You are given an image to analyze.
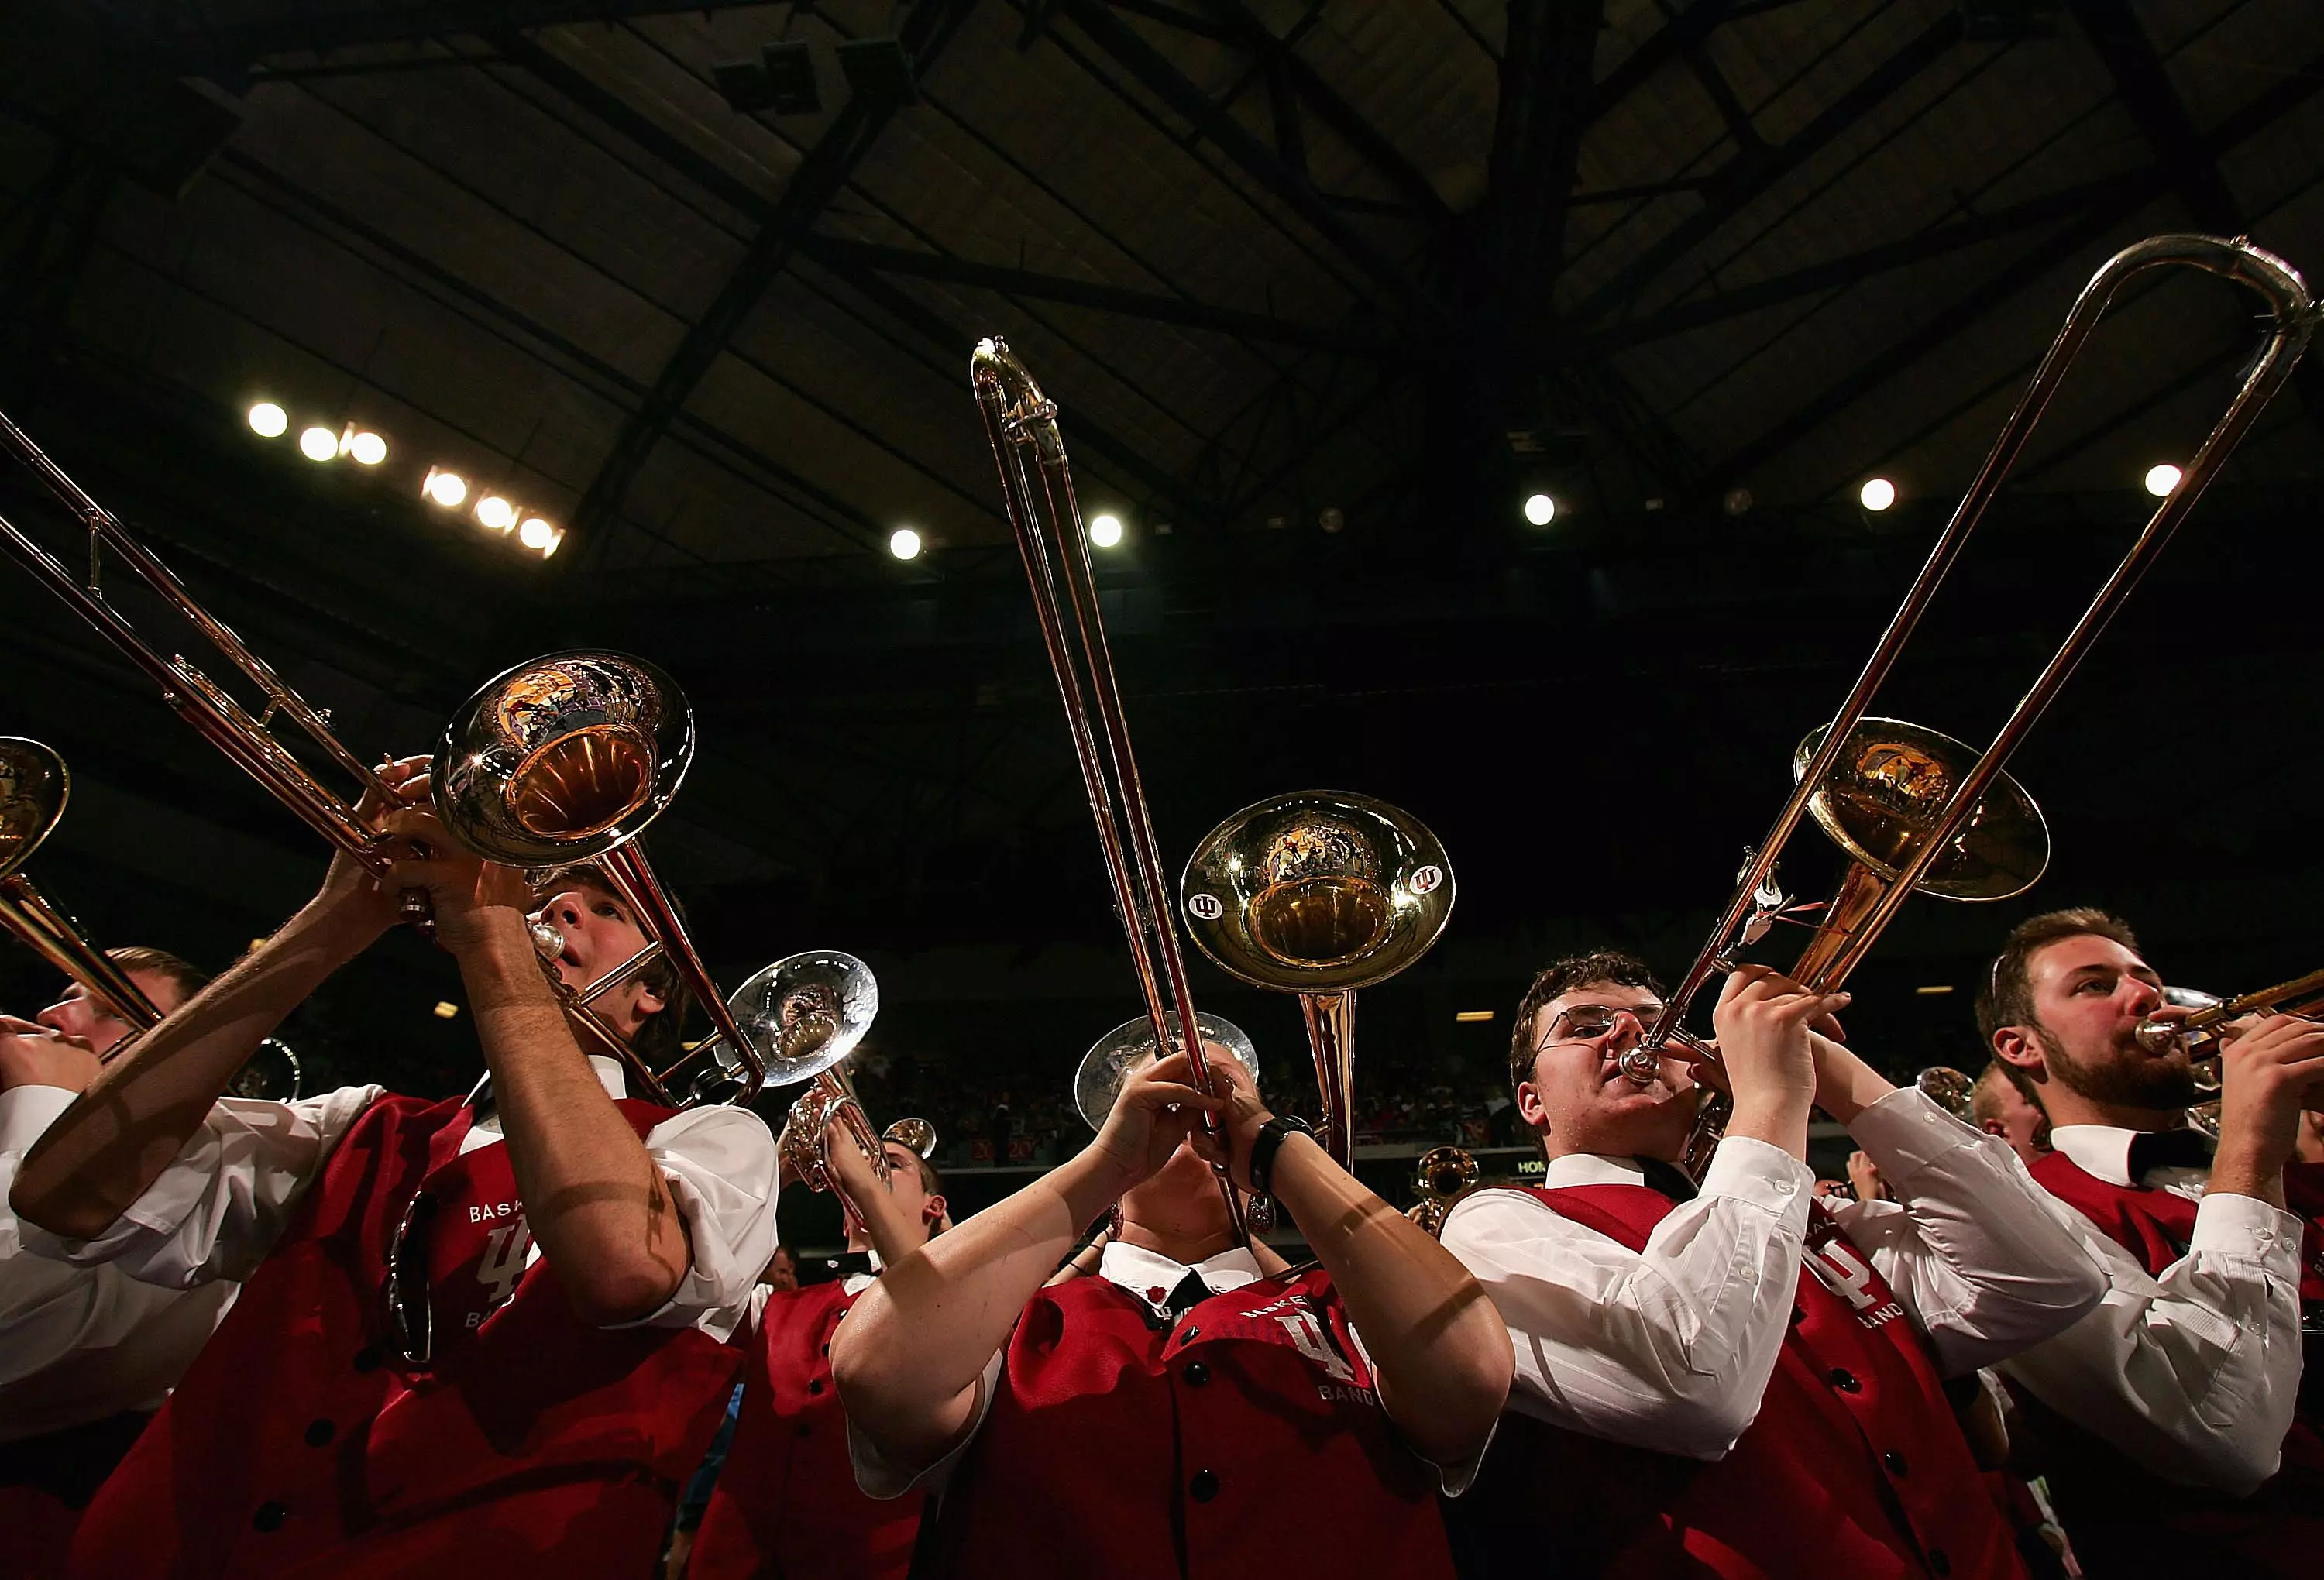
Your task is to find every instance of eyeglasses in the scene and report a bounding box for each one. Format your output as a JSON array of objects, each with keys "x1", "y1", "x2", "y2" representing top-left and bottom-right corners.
[
  {"x1": 383, "y1": 1190, "x2": 438, "y2": 1366},
  {"x1": 1539, "y1": 1003, "x2": 1665, "y2": 1053}
]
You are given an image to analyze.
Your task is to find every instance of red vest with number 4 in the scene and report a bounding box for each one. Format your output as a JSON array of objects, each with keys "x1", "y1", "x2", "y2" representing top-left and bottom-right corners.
[
  {"x1": 67, "y1": 1091, "x2": 744, "y2": 1580},
  {"x1": 2016, "y1": 1150, "x2": 2324, "y2": 1579},
  {"x1": 1445, "y1": 1184, "x2": 2022, "y2": 1580},
  {"x1": 688, "y1": 1278, "x2": 923, "y2": 1580},
  {"x1": 915, "y1": 1264, "x2": 1455, "y2": 1580}
]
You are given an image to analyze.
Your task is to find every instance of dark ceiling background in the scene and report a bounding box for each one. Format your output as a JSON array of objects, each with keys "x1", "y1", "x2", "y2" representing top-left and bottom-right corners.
[{"x1": 1, "y1": 0, "x2": 2319, "y2": 1119}]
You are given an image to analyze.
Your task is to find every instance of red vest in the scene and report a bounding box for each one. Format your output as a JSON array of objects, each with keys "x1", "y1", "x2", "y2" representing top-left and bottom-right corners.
[
  {"x1": 1446, "y1": 1184, "x2": 2023, "y2": 1580},
  {"x1": 0, "y1": 1410, "x2": 150, "y2": 1580},
  {"x1": 2017, "y1": 1149, "x2": 2324, "y2": 1578},
  {"x1": 68, "y1": 1092, "x2": 744, "y2": 1580},
  {"x1": 687, "y1": 1278, "x2": 923, "y2": 1580},
  {"x1": 916, "y1": 1264, "x2": 1455, "y2": 1580}
]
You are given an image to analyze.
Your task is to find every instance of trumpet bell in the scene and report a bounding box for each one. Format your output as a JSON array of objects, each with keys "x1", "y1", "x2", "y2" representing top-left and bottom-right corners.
[
  {"x1": 1181, "y1": 791, "x2": 1456, "y2": 993},
  {"x1": 1414, "y1": 1144, "x2": 1480, "y2": 1199},
  {"x1": 225, "y1": 1037, "x2": 304, "y2": 1101},
  {"x1": 1913, "y1": 1066, "x2": 1976, "y2": 1122},
  {"x1": 884, "y1": 1116, "x2": 937, "y2": 1159},
  {"x1": 1075, "y1": 1011, "x2": 1258, "y2": 1132},
  {"x1": 0, "y1": 738, "x2": 69, "y2": 882},
  {"x1": 1794, "y1": 718, "x2": 2047, "y2": 902},
  {"x1": 435, "y1": 651, "x2": 693, "y2": 866},
  {"x1": 730, "y1": 950, "x2": 879, "y2": 1087}
]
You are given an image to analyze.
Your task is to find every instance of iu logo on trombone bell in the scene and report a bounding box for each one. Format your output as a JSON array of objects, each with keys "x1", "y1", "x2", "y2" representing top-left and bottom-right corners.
[
  {"x1": 1186, "y1": 892, "x2": 1224, "y2": 921},
  {"x1": 1408, "y1": 865, "x2": 1443, "y2": 895}
]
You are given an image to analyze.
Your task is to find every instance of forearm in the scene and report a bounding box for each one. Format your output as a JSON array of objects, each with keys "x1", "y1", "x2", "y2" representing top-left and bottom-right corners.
[
  {"x1": 842, "y1": 1158, "x2": 928, "y2": 1267},
  {"x1": 460, "y1": 915, "x2": 686, "y2": 1323},
  {"x1": 2207, "y1": 1132, "x2": 2288, "y2": 1209},
  {"x1": 1807, "y1": 1034, "x2": 1896, "y2": 1126},
  {"x1": 1722, "y1": 1088, "x2": 1813, "y2": 1160},
  {"x1": 12, "y1": 897, "x2": 366, "y2": 1237},
  {"x1": 837, "y1": 1146, "x2": 1120, "y2": 1450},
  {"x1": 1269, "y1": 1135, "x2": 1511, "y2": 1462}
]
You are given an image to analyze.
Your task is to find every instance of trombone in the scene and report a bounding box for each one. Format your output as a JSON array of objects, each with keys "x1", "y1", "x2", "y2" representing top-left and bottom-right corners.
[
  {"x1": 0, "y1": 410, "x2": 429, "y2": 929},
  {"x1": 1180, "y1": 791, "x2": 1457, "y2": 1170},
  {"x1": 0, "y1": 737, "x2": 299, "y2": 1097},
  {"x1": 1624, "y1": 235, "x2": 2315, "y2": 1117},
  {"x1": 971, "y1": 337, "x2": 1246, "y2": 1243}
]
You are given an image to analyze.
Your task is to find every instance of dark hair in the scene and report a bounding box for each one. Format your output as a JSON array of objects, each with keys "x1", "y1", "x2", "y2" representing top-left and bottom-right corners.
[
  {"x1": 1508, "y1": 950, "x2": 1667, "y2": 1099},
  {"x1": 528, "y1": 864, "x2": 693, "y2": 1070},
  {"x1": 1975, "y1": 907, "x2": 2141, "y2": 1047},
  {"x1": 914, "y1": 1154, "x2": 945, "y2": 1200},
  {"x1": 1972, "y1": 1058, "x2": 2046, "y2": 1122},
  {"x1": 107, "y1": 946, "x2": 208, "y2": 1011}
]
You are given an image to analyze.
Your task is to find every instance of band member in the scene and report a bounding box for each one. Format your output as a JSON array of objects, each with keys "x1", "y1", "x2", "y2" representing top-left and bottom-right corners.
[
  {"x1": 685, "y1": 1118, "x2": 948, "y2": 1580},
  {"x1": 1978, "y1": 908, "x2": 2323, "y2": 1577},
  {"x1": 834, "y1": 1042, "x2": 1513, "y2": 1578},
  {"x1": 10, "y1": 762, "x2": 779, "y2": 1579},
  {"x1": 1972, "y1": 1060, "x2": 2051, "y2": 1166},
  {"x1": 1441, "y1": 951, "x2": 2106, "y2": 1578},
  {"x1": 1, "y1": 950, "x2": 226, "y2": 1578}
]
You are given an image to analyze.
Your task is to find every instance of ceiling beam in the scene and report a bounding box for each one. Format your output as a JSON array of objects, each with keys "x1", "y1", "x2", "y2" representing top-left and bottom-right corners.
[{"x1": 156, "y1": 1, "x2": 779, "y2": 68}]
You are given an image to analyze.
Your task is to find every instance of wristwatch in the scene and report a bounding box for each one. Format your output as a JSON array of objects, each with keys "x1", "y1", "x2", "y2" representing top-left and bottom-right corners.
[{"x1": 1248, "y1": 1115, "x2": 1314, "y2": 1197}]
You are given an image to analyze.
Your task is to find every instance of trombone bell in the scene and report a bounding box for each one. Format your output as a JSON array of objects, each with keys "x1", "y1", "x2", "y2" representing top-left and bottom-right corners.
[
  {"x1": 1075, "y1": 1012, "x2": 1260, "y2": 1132},
  {"x1": 0, "y1": 738, "x2": 67, "y2": 879},
  {"x1": 1796, "y1": 718, "x2": 2049, "y2": 904}
]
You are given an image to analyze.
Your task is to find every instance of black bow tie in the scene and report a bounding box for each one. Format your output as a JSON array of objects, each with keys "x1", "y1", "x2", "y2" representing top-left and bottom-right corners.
[
  {"x1": 2126, "y1": 1128, "x2": 2214, "y2": 1182},
  {"x1": 1635, "y1": 1156, "x2": 1700, "y2": 1204},
  {"x1": 1161, "y1": 1270, "x2": 1212, "y2": 1321},
  {"x1": 802, "y1": 1251, "x2": 875, "y2": 1286}
]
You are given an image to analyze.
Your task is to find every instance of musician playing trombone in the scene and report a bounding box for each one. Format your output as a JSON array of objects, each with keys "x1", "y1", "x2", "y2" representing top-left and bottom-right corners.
[
  {"x1": 0, "y1": 949, "x2": 225, "y2": 1577},
  {"x1": 7, "y1": 759, "x2": 778, "y2": 1580},
  {"x1": 684, "y1": 1111, "x2": 948, "y2": 1580},
  {"x1": 832, "y1": 1039, "x2": 1513, "y2": 1579},
  {"x1": 1439, "y1": 951, "x2": 2105, "y2": 1579},
  {"x1": 1975, "y1": 908, "x2": 2324, "y2": 1578}
]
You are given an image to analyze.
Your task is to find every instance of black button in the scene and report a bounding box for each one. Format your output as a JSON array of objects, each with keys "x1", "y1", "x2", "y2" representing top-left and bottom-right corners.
[
  {"x1": 352, "y1": 1345, "x2": 382, "y2": 1372},
  {"x1": 1182, "y1": 1326, "x2": 1200, "y2": 1341},
  {"x1": 822, "y1": 1342, "x2": 831, "y2": 1355},
  {"x1": 1791, "y1": 1306, "x2": 1807, "y2": 1326},
  {"x1": 1882, "y1": 1450, "x2": 1908, "y2": 1476},
  {"x1": 1829, "y1": 1368, "x2": 1859, "y2": 1393},
  {"x1": 1928, "y1": 1550, "x2": 1950, "y2": 1576},
  {"x1": 303, "y1": 1419, "x2": 335, "y2": 1447},
  {"x1": 807, "y1": 1378, "x2": 824, "y2": 1395},
  {"x1": 1184, "y1": 1362, "x2": 1210, "y2": 1386},
  {"x1": 252, "y1": 1502, "x2": 287, "y2": 1534},
  {"x1": 796, "y1": 1423, "x2": 813, "y2": 1440},
  {"x1": 1188, "y1": 1469, "x2": 1219, "y2": 1503}
]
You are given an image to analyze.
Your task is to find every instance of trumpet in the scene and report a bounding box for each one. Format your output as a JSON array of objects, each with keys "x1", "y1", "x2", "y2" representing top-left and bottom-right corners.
[
  {"x1": 2137, "y1": 971, "x2": 2324, "y2": 1139},
  {"x1": 971, "y1": 337, "x2": 1246, "y2": 1242},
  {"x1": 1405, "y1": 1146, "x2": 1480, "y2": 1238},
  {"x1": 0, "y1": 737, "x2": 298, "y2": 1097},
  {"x1": 761, "y1": 952, "x2": 891, "y2": 1197},
  {"x1": 1915, "y1": 1066, "x2": 1976, "y2": 1123},
  {"x1": 1181, "y1": 792, "x2": 1456, "y2": 1171},
  {"x1": 1622, "y1": 236, "x2": 2315, "y2": 1156},
  {"x1": 0, "y1": 410, "x2": 430, "y2": 930}
]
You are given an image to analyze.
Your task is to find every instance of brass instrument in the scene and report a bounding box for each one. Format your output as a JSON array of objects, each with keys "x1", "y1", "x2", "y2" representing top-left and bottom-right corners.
[
  {"x1": 971, "y1": 337, "x2": 1245, "y2": 1242},
  {"x1": 0, "y1": 412, "x2": 428, "y2": 929},
  {"x1": 1621, "y1": 236, "x2": 2315, "y2": 1153},
  {"x1": 2138, "y1": 972, "x2": 2324, "y2": 1139},
  {"x1": 433, "y1": 651, "x2": 782, "y2": 1108},
  {"x1": 758, "y1": 951, "x2": 891, "y2": 1195},
  {"x1": 883, "y1": 1116, "x2": 938, "y2": 1159},
  {"x1": 1074, "y1": 1011, "x2": 1259, "y2": 1132},
  {"x1": 1915, "y1": 1066, "x2": 1977, "y2": 1123},
  {"x1": 0, "y1": 737, "x2": 298, "y2": 1096},
  {"x1": 1405, "y1": 1146, "x2": 1480, "y2": 1238},
  {"x1": 1181, "y1": 792, "x2": 1456, "y2": 1170}
]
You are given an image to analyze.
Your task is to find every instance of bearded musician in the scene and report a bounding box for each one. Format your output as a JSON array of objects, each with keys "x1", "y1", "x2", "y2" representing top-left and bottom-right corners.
[
  {"x1": 1440, "y1": 953, "x2": 2105, "y2": 1578},
  {"x1": 1978, "y1": 908, "x2": 2323, "y2": 1578},
  {"x1": 9, "y1": 759, "x2": 778, "y2": 1580}
]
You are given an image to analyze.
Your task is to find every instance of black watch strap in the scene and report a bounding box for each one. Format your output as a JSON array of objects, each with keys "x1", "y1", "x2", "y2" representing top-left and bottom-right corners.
[{"x1": 1249, "y1": 1115, "x2": 1314, "y2": 1197}]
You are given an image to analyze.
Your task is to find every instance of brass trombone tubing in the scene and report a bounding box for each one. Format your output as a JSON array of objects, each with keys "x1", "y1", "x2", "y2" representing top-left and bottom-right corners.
[
  {"x1": 588, "y1": 842, "x2": 769, "y2": 1108},
  {"x1": 2179, "y1": 967, "x2": 2324, "y2": 1037},
  {"x1": 1643, "y1": 235, "x2": 2317, "y2": 1060},
  {"x1": 0, "y1": 872, "x2": 163, "y2": 1036},
  {"x1": 0, "y1": 410, "x2": 406, "y2": 883},
  {"x1": 971, "y1": 338, "x2": 1246, "y2": 1244}
]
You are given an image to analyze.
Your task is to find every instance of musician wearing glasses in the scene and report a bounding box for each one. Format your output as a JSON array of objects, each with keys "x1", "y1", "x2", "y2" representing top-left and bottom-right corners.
[
  {"x1": 8, "y1": 762, "x2": 778, "y2": 1580},
  {"x1": 1439, "y1": 951, "x2": 2103, "y2": 1579},
  {"x1": 685, "y1": 1118, "x2": 947, "y2": 1580},
  {"x1": 833, "y1": 1042, "x2": 1513, "y2": 1579},
  {"x1": 1975, "y1": 908, "x2": 2323, "y2": 1578},
  {"x1": 0, "y1": 949, "x2": 227, "y2": 1578}
]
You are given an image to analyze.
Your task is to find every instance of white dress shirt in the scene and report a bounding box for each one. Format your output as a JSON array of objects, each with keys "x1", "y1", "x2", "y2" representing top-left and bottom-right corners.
[
  {"x1": 0, "y1": 1086, "x2": 235, "y2": 1441},
  {"x1": 1988, "y1": 1125, "x2": 2305, "y2": 1494},
  {"x1": 20, "y1": 1058, "x2": 779, "y2": 1344},
  {"x1": 1442, "y1": 1087, "x2": 2105, "y2": 1462}
]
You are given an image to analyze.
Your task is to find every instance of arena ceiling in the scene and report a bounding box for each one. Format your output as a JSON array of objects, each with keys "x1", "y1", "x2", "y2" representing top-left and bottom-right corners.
[{"x1": 2, "y1": 0, "x2": 2319, "y2": 1095}]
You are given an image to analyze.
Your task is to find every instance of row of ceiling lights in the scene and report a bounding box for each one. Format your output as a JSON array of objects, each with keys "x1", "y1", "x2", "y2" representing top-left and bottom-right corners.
[
  {"x1": 885, "y1": 511, "x2": 1129, "y2": 561},
  {"x1": 246, "y1": 401, "x2": 564, "y2": 557},
  {"x1": 1847, "y1": 462, "x2": 2185, "y2": 515}
]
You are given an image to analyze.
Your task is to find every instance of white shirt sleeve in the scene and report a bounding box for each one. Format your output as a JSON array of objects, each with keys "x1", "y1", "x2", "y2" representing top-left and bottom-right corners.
[
  {"x1": 17, "y1": 1085, "x2": 386, "y2": 1290},
  {"x1": 605, "y1": 1103, "x2": 779, "y2": 1345},
  {"x1": 1439, "y1": 1138, "x2": 1813, "y2": 1461},
  {"x1": 1831, "y1": 1087, "x2": 2107, "y2": 1376},
  {"x1": 849, "y1": 1345, "x2": 1007, "y2": 1502},
  {"x1": 1997, "y1": 1189, "x2": 2304, "y2": 1495}
]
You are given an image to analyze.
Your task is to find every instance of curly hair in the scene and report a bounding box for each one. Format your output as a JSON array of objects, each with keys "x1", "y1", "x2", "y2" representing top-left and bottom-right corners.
[
  {"x1": 1508, "y1": 949, "x2": 1667, "y2": 1100},
  {"x1": 1975, "y1": 907, "x2": 2140, "y2": 1048}
]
